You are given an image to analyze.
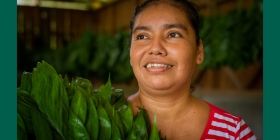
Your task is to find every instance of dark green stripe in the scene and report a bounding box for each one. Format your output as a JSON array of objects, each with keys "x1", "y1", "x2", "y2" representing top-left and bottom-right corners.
[
  {"x1": 0, "y1": 0, "x2": 17, "y2": 139},
  {"x1": 263, "y1": 0, "x2": 280, "y2": 139}
]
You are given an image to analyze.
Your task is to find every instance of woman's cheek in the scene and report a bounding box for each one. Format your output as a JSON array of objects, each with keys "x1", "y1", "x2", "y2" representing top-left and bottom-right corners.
[{"x1": 130, "y1": 49, "x2": 139, "y2": 67}]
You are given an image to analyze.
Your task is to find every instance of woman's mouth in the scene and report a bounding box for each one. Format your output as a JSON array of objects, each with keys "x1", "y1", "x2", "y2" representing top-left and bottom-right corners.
[{"x1": 145, "y1": 63, "x2": 173, "y2": 68}]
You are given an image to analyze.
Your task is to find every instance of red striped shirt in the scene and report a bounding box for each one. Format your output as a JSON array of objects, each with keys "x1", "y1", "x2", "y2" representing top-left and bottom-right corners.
[{"x1": 200, "y1": 102, "x2": 257, "y2": 140}]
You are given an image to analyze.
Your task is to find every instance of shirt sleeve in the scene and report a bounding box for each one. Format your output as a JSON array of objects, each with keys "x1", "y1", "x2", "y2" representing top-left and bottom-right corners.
[{"x1": 234, "y1": 119, "x2": 257, "y2": 140}]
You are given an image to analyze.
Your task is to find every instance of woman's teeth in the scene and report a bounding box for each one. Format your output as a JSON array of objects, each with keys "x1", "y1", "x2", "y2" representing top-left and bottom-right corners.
[{"x1": 146, "y1": 63, "x2": 172, "y2": 68}]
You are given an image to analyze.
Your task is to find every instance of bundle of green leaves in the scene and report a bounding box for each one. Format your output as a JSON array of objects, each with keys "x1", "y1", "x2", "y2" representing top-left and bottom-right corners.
[{"x1": 17, "y1": 61, "x2": 162, "y2": 140}]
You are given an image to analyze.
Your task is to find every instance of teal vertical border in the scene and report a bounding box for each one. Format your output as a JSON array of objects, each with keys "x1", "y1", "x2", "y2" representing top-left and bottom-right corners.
[
  {"x1": 0, "y1": 1, "x2": 16, "y2": 139},
  {"x1": 263, "y1": 0, "x2": 280, "y2": 139}
]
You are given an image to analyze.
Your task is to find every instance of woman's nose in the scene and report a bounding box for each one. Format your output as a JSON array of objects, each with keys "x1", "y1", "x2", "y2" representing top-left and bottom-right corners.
[{"x1": 148, "y1": 37, "x2": 167, "y2": 56}]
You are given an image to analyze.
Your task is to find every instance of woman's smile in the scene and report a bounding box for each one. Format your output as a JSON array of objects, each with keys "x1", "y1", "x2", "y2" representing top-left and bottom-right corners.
[{"x1": 144, "y1": 62, "x2": 173, "y2": 73}]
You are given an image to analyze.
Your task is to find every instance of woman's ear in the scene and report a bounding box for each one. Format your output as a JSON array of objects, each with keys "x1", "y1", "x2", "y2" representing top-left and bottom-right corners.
[{"x1": 196, "y1": 39, "x2": 204, "y2": 65}]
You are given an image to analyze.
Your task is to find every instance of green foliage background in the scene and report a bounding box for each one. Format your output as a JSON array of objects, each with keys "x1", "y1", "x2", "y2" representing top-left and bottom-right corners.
[
  {"x1": 200, "y1": 0, "x2": 263, "y2": 69},
  {"x1": 32, "y1": 30, "x2": 134, "y2": 83}
]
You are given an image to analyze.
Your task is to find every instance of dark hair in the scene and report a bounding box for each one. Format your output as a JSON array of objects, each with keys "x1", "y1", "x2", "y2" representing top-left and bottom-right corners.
[{"x1": 129, "y1": 0, "x2": 202, "y2": 45}]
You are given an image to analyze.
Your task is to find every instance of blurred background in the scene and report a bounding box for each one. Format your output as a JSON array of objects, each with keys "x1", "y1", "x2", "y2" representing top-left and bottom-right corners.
[{"x1": 17, "y1": 0, "x2": 263, "y2": 139}]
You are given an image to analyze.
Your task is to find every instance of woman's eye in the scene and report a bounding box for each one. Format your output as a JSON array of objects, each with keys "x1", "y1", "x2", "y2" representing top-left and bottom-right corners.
[
  {"x1": 137, "y1": 35, "x2": 148, "y2": 40},
  {"x1": 168, "y1": 33, "x2": 181, "y2": 38}
]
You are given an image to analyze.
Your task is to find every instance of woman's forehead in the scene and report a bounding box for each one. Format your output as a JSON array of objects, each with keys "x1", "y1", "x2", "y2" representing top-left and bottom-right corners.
[{"x1": 133, "y1": 3, "x2": 190, "y2": 29}]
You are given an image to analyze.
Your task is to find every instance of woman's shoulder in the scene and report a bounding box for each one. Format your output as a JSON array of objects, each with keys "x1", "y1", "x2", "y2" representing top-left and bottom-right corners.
[
  {"x1": 206, "y1": 101, "x2": 241, "y2": 120},
  {"x1": 205, "y1": 101, "x2": 243, "y2": 127}
]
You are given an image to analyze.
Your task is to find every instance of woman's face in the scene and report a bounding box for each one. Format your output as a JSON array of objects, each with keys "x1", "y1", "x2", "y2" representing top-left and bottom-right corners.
[{"x1": 130, "y1": 2, "x2": 203, "y2": 94}]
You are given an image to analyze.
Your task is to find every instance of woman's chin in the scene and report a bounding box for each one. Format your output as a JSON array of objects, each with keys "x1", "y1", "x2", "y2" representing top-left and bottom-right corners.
[{"x1": 143, "y1": 81, "x2": 173, "y2": 91}]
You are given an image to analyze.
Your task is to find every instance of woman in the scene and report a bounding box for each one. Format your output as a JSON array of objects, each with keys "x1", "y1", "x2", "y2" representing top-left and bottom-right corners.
[{"x1": 127, "y1": 0, "x2": 257, "y2": 140}]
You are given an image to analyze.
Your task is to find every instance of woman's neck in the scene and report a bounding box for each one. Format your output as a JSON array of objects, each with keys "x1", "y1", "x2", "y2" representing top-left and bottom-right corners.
[{"x1": 130, "y1": 90, "x2": 196, "y2": 124}]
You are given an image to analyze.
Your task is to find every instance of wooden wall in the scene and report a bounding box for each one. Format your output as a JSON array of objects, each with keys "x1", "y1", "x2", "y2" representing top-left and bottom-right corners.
[{"x1": 17, "y1": 6, "x2": 96, "y2": 50}]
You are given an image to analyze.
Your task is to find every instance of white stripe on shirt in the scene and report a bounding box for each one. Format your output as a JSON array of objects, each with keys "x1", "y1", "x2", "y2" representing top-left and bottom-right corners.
[
  {"x1": 208, "y1": 129, "x2": 235, "y2": 140},
  {"x1": 214, "y1": 113, "x2": 238, "y2": 124},
  {"x1": 211, "y1": 120, "x2": 236, "y2": 133}
]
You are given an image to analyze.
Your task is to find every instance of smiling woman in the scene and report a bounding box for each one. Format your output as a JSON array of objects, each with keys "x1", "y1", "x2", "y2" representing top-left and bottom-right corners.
[{"x1": 127, "y1": 0, "x2": 257, "y2": 140}]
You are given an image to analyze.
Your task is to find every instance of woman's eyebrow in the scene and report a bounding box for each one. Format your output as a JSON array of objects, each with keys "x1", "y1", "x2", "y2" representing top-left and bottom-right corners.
[
  {"x1": 132, "y1": 26, "x2": 151, "y2": 34},
  {"x1": 163, "y1": 23, "x2": 187, "y2": 31},
  {"x1": 132, "y1": 24, "x2": 187, "y2": 34}
]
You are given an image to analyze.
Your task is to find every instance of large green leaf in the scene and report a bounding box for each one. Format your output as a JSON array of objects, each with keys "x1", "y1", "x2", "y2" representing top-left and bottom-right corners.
[
  {"x1": 98, "y1": 77, "x2": 112, "y2": 104},
  {"x1": 149, "y1": 112, "x2": 161, "y2": 140},
  {"x1": 19, "y1": 72, "x2": 33, "y2": 93},
  {"x1": 70, "y1": 86, "x2": 88, "y2": 124},
  {"x1": 31, "y1": 61, "x2": 69, "y2": 139},
  {"x1": 30, "y1": 106, "x2": 53, "y2": 140},
  {"x1": 17, "y1": 113, "x2": 28, "y2": 140},
  {"x1": 118, "y1": 103, "x2": 133, "y2": 137},
  {"x1": 111, "y1": 119, "x2": 122, "y2": 140},
  {"x1": 67, "y1": 109, "x2": 90, "y2": 140},
  {"x1": 17, "y1": 88, "x2": 37, "y2": 134},
  {"x1": 84, "y1": 96, "x2": 99, "y2": 140},
  {"x1": 97, "y1": 104, "x2": 111, "y2": 140},
  {"x1": 133, "y1": 107, "x2": 149, "y2": 140}
]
